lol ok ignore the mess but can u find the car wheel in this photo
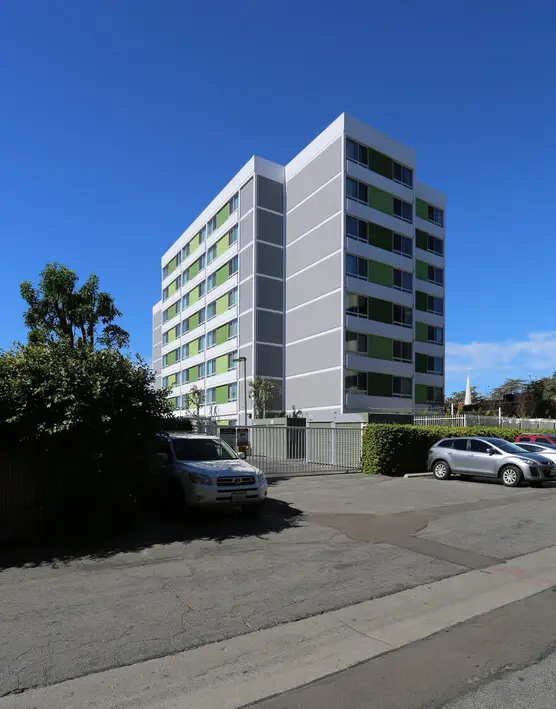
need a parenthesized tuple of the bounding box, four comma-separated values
(242, 503, 264, 518)
(501, 465, 523, 487)
(433, 460, 451, 480)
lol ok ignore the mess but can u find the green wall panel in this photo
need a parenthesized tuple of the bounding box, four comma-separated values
(166, 326, 177, 343)
(369, 149, 393, 179)
(216, 235, 228, 257)
(189, 312, 199, 330)
(189, 259, 200, 279)
(369, 223, 392, 251)
(415, 352, 428, 373)
(188, 339, 199, 357)
(216, 204, 229, 228)
(368, 334, 393, 360)
(416, 199, 429, 220)
(215, 324, 227, 346)
(369, 297, 393, 324)
(216, 294, 228, 315)
(416, 291, 427, 311)
(164, 302, 179, 321)
(167, 373, 178, 388)
(369, 186, 394, 215)
(368, 260, 393, 287)
(415, 384, 428, 404)
(164, 254, 179, 277)
(189, 287, 199, 305)
(216, 264, 228, 286)
(415, 229, 428, 250)
(167, 349, 179, 366)
(416, 260, 428, 280)
(188, 366, 198, 383)
(215, 354, 227, 375)
(168, 278, 179, 297)
(368, 372, 392, 397)
(215, 384, 228, 405)
(415, 322, 428, 342)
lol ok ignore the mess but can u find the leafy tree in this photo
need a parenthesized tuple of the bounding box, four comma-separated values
(20, 262, 129, 350)
(249, 377, 282, 419)
(184, 385, 204, 417)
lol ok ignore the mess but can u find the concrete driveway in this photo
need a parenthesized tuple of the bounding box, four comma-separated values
(1, 473, 555, 699)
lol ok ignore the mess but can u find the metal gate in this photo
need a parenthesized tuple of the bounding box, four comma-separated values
(218, 425, 362, 477)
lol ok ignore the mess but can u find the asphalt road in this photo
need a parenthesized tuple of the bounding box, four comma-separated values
(2, 473, 556, 705)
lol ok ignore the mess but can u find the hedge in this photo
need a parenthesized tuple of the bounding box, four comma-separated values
(361, 424, 556, 476)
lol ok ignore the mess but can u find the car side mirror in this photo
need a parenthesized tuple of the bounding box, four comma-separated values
(237, 451, 246, 460)
(156, 452, 169, 465)
(487, 448, 496, 456)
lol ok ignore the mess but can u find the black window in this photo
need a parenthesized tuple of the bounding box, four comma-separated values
(428, 205, 444, 227)
(346, 139, 358, 162)
(393, 340, 412, 362)
(517, 443, 536, 452)
(393, 304, 412, 327)
(428, 234, 444, 256)
(518, 436, 531, 442)
(437, 440, 454, 449)
(428, 265, 444, 286)
(346, 178, 368, 204)
(453, 439, 468, 451)
(346, 216, 368, 243)
(392, 377, 412, 398)
(393, 233, 412, 257)
(346, 331, 367, 354)
(346, 254, 367, 279)
(428, 326, 443, 344)
(469, 439, 490, 453)
(393, 162, 413, 188)
(345, 371, 367, 394)
(393, 198, 413, 223)
(428, 295, 443, 315)
(535, 438, 550, 444)
(346, 293, 368, 318)
(393, 269, 412, 292)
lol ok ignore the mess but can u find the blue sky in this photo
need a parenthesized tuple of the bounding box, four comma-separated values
(1, 0, 555, 396)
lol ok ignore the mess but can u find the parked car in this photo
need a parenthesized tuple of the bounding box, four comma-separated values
(514, 434, 556, 447)
(155, 433, 267, 515)
(514, 441, 556, 464)
(427, 436, 556, 487)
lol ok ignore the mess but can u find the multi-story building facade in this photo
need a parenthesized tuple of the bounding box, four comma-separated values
(153, 113, 445, 423)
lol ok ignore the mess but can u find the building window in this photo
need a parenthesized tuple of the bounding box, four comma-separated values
(425, 386, 444, 405)
(228, 193, 238, 213)
(198, 254, 206, 270)
(182, 317, 190, 334)
(228, 382, 237, 401)
(393, 340, 412, 363)
(207, 245, 216, 265)
(346, 216, 368, 243)
(228, 351, 238, 370)
(207, 359, 216, 376)
(182, 243, 190, 261)
(428, 325, 443, 344)
(207, 331, 216, 348)
(182, 343, 189, 359)
(345, 370, 368, 395)
(427, 356, 444, 375)
(393, 198, 413, 223)
(182, 268, 189, 285)
(198, 280, 206, 297)
(393, 269, 413, 293)
(346, 331, 367, 355)
(229, 225, 238, 245)
(207, 387, 216, 405)
(346, 139, 368, 167)
(182, 293, 189, 309)
(198, 334, 205, 352)
(393, 377, 412, 398)
(346, 254, 367, 280)
(228, 319, 238, 339)
(207, 216, 217, 234)
(428, 205, 444, 227)
(428, 265, 443, 286)
(198, 362, 205, 379)
(392, 162, 413, 188)
(198, 307, 206, 325)
(346, 293, 368, 318)
(393, 304, 412, 328)
(182, 368, 189, 383)
(393, 233, 412, 258)
(417, 230, 444, 256)
(162, 287, 168, 300)
(228, 255, 238, 276)
(199, 226, 206, 243)
(207, 273, 217, 291)
(346, 177, 368, 205)
(428, 295, 443, 315)
(228, 287, 238, 308)
(207, 301, 216, 319)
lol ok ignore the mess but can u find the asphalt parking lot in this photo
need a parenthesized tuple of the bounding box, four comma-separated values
(1, 473, 555, 699)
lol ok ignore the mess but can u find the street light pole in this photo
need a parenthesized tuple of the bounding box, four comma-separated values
(235, 356, 248, 426)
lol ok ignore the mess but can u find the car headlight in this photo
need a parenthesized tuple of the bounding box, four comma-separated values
(188, 472, 213, 486)
(253, 468, 265, 478)
(521, 458, 538, 466)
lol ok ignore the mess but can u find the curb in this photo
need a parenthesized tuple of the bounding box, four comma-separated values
(404, 472, 433, 478)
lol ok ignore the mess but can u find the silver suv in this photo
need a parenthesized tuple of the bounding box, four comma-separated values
(427, 436, 556, 487)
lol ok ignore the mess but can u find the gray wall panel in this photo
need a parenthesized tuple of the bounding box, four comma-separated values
(240, 178, 254, 217)
(239, 244, 253, 280)
(286, 213, 342, 277)
(255, 344, 283, 379)
(286, 290, 341, 344)
(256, 310, 283, 344)
(285, 369, 342, 411)
(286, 253, 342, 311)
(256, 276, 283, 311)
(257, 176, 284, 213)
(239, 311, 253, 347)
(239, 277, 253, 312)
(286, 175, 342, 244)
(153, 342, 162, 362)
(286, 330, 341, 377)
(257, 209, 283, 246)
(240, 210, 254, 250)
(256, 242, 283, 279)
(153, 310, 162, 330)
(238, 344, 253, 376)
(287, 137, 342, 211)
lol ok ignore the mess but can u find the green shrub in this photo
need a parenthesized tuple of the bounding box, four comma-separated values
(361, 424, 556, 476)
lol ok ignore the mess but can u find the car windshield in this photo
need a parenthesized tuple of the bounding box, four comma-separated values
(487, 439, 535, 454)
(171, 437, 237, 462)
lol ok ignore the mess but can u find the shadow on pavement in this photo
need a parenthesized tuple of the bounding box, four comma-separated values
(0, 497, 304, 571)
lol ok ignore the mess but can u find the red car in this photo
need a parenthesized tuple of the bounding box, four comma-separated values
(515, 434, 556, 447)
